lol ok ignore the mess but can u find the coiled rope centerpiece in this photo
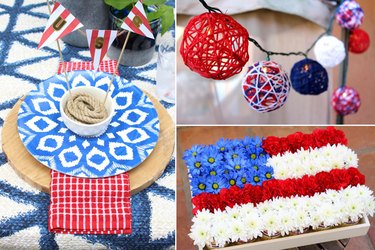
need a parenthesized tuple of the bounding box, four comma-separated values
(64, 93, 108, 124)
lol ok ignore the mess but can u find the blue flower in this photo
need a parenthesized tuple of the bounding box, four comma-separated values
(201, 145, 223, 168)
(259, 166, 274, 181)
(183, 144, 205, 160)
(224, 147, 245, 161)
(216, 138, 230, 153)
(248, 169, 262, 186)
(246, 146, 266, 160)
(223, 172, 239, 188)
(206, 176, 226, 194)
(206, 163, 225, 177)
(241, 136, 262, 149)
(235, 170, 250, 188)
(185, 156, 204, 176)
(226, 157, 249, 173)
(190, 176, 208, 196)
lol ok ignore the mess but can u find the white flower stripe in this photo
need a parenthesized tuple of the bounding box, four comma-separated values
(190, 185, 375, 249)
(266, 144, 358, 180)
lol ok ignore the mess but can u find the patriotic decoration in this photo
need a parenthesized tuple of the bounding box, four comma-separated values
(49, 170, 132, 234)
(86, 30, 117, 70)
(120, 1, 154, 39)
(184, 127, 375, 249)
(38, 2, 83, 49)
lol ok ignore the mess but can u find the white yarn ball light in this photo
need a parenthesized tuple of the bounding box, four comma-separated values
(314, 35, 346, 68)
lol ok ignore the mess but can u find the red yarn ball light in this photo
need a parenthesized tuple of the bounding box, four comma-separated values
(332, 86, 361, 115)
(349, 29, 370, 54)
(180, 12, 249, 80)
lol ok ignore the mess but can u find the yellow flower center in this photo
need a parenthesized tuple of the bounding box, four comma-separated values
(212, 183, 219, 189)
(210, 170, 216, 176)
(232, 154, 238, 159)
(253, 165, 258, 170)
(198, 183, 205, 190)
(192, 151, 197, 156)
(220, 147, 225, 151)
(208, 157, 215, 163)
(253, 176, 260, 182)
(241, 177, 246, 183)
(229, 179, 236, 185)
(251, 154, 256, 159)
(234, 165, 241, 170)
(266, 173, 272, 179)
(194, 162, 201, 168)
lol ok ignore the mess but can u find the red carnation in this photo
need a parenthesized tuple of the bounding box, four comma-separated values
(262, 136, 281, 156)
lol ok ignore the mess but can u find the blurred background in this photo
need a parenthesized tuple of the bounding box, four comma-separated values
(176, 0, 375, 124)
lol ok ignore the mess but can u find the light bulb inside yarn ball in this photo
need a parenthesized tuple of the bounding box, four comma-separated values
(349, 28, 370, 54)
(314, 35, 346, 68)
(180, 12, 249, 80)
(290, 58, 328, 95)
(242, 61, 290, 113)
(332, 86, 360, 115)
(336, 0, 364, 30)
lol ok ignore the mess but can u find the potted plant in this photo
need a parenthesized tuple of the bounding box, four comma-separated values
(104, 0, 174, 66)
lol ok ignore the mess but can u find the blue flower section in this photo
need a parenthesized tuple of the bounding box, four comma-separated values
(184, 136, 273, 196)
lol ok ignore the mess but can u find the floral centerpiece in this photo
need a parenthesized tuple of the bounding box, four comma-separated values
(183, 127, 375, 249)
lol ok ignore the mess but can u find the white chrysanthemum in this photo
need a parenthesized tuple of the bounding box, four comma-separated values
(295, 210, 310, 233)
(262, 212, 280, 236)
(243, 214, 263, 240)
(239, 203, 255, 217)
(346, 200, 364, 222)
(193, 209, 213, 224)
(308, 209, 321, 229)
(228, 219, 247, 242)
(320, 204, 336, 227)
(364, 198, 375, 217)
(212, 221, 230, 248)
(279, 211, 295, 236)
(189, 223, 212, 250)
(314, 35, 346, 68)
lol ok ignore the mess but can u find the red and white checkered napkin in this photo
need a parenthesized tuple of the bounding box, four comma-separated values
(48, 60, 131, 234)
(58, 60, 119, 75)
(49, 171, 132, 234)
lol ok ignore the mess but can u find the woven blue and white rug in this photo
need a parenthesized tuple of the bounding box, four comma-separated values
(0, 0, 175, 249)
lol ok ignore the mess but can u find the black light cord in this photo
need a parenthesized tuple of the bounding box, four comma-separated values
(198, 0, 336, 59)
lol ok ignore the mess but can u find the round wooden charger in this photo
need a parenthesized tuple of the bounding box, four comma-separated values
(2, 92, 175, 195)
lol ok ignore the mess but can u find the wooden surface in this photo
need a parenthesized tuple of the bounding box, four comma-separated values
(2, 92, 175, 195)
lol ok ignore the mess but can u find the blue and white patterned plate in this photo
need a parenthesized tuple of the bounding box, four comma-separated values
(17, 70, 160, 178)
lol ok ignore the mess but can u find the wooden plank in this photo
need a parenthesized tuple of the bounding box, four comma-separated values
(1, 92, 175, 195)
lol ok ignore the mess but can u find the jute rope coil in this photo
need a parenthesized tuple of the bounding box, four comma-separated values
(64, 94, 108, 124)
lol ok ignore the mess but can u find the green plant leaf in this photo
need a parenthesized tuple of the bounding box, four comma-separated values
(160, 5, 174, 35)
(103, 0, 137, 10)
(142, 0, 166, 6)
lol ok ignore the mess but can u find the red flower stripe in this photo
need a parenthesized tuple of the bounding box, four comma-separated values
(191, 167, 364, 214)
(262, 126, 348, 156)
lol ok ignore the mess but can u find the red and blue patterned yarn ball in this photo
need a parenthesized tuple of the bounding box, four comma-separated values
(180, 12, 249, 80)
(336, 0, 364, 30)
(332, 86, 361, 115)
(242, 61, 290, 113)
(290, 58, 328, 95)
(349, 29, 370, 54)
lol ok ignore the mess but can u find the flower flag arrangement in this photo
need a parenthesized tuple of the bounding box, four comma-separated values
(183, 127, 375, 249)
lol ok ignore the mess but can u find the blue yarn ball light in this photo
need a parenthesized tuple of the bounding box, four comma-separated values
(290, 58, 328, 95)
